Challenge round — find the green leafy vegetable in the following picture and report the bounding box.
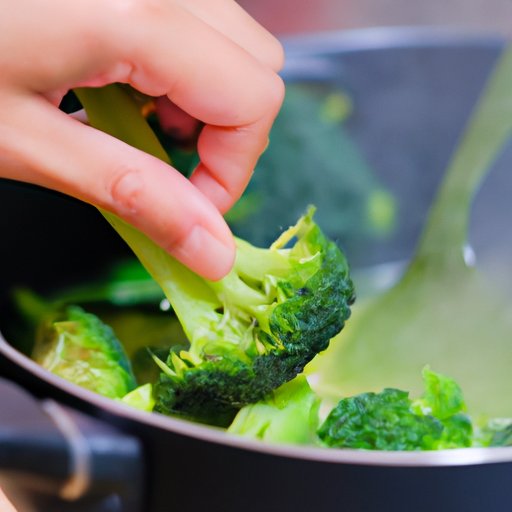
[318,388,443,451]
[32,305,136,399]
[486,423,512,447]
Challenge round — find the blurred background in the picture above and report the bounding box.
[238,0,512,37]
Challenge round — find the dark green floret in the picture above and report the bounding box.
[108,207,354,425]
[318,388,444,451]
[318,368,472,451]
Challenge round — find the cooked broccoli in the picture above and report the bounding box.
[317,368,472,451]
[105,206,354,426]
[120,383,155,412]
[74,85,354,424]
[480,421,512,447]
[228,375,321,445]
[32,305,137,399]
[318,388,443,451]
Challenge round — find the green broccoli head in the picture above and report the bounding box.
[105,207,354,425]
[317,388,444,451]
[32,305,137,399]
[318,367,472,451]
[73,85,355,425]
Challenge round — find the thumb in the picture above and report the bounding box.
[0,93,235,280]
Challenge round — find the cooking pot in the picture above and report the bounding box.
[1,28,511,512]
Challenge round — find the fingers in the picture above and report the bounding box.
[119,3,284,124]
[117,2,284,211]
[61,0,284,213]
[0,93,235,280]
[0,0,286,278]
[189,114,274,213]
[174,0,284,72]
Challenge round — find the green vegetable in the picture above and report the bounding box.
[75,85,355,426]
[226,85,396,250]
[32,305,136,399]
[52,259,164,308]
[318,368,471,451]
[411,368,472,449]
[484,421,512,447]
[310,47,512,417]
[228,375,321,445]
[107,206,354,426]
[318,388,443,451]
[120,383,155,412]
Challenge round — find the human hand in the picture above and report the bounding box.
[0,0,284,279]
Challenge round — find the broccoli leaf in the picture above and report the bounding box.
[412,367,472,449]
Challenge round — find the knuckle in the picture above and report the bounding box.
[263,71,285,117]
[107,165,144,217]
[260,72,285,118]
[236,70,285,125]
[266,37,286,72]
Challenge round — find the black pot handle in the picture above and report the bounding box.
[0,378,144,512]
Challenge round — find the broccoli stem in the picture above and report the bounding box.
[75,85,170,163]
[76,85,221,339]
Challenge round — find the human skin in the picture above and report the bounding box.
[0,488,17,512]
[0,0,284,280]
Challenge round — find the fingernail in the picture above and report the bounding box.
[172,225,235,280]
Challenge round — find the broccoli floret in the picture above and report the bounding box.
[318,368,472,451]
[32,305,137,399]
[73,84,354,425]
[227,375,321,445]
[105,206,354,425]
[318,388,443,451]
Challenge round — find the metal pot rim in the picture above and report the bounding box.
[2,332,511,468]
[282,25,505,57]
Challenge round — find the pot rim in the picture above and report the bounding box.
[282,25,506,57]
[2,333,512,468]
